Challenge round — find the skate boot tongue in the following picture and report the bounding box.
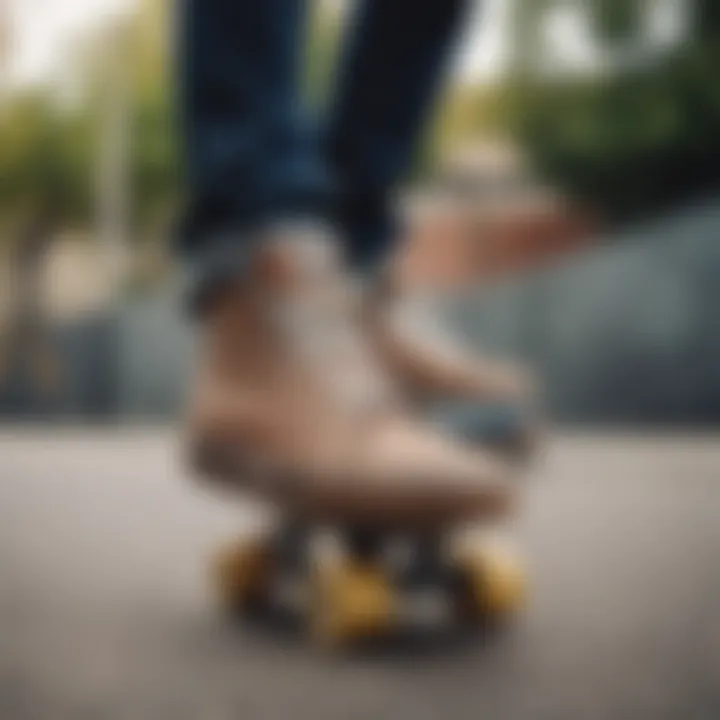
[254,232,399,415]
[256,226,342,289]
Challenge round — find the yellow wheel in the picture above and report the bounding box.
[453,542,526,625]
[212,536,276,616]
[310,559,396,648]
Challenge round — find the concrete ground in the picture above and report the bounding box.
[0,430,718,719]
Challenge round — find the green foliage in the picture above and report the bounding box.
[507,1,720,221]
[591,0,643,44]
[418,84,509,178]
[0,93,94,232]
[695,0,720,40]
[0,0,180,240]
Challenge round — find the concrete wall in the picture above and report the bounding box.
[117,289,195,418]
[438,199,720,423]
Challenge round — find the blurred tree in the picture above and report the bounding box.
[0,0,172,402]
[0,92,93,235]
[507,0,720,222]
[591,0,643,44]
[0,93,92,409]
[695,0,720,40]
[0,0,338,258]
[0,0,179,241]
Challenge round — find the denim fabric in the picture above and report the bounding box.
[177,0,470,306]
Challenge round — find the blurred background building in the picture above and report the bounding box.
[0,0,718,423]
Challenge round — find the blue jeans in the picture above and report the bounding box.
[177,0,470,307]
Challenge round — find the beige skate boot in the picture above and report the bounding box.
[187,228,522,644]
[186,228,515,526]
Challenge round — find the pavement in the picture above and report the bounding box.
[0,429,719,720]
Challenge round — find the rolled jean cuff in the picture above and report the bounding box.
[180,216,342,316]
[180,229,261,316]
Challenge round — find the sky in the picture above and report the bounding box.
[5,0,133,85]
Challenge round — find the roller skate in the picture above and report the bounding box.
[188,229,521,649]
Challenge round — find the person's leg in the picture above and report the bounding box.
[325,0,470,269]
[324,0,541,457]
[177,0,327,308]
[177,0,514,524]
